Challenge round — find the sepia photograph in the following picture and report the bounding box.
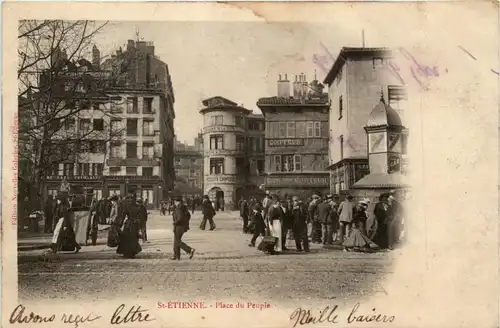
[16,18,409,303]
[3,2,498,328]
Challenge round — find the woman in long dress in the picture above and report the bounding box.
[343,199,378,252]
[267,195,284,254]
[50,195,81,254]
[372,193,390,249]
[114,194,142,258]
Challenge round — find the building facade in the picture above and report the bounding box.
[323,47,408,195]
[173,135,204,197]
[200,97,265,210]
[41,39,175,209]
[257,73,330,197]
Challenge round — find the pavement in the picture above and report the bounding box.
[18,210,397,302]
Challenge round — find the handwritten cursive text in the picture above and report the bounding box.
[110,304,155,325]
[347,303,395,324]
[289,306,339,327]
[9,304,56,324]
[61,312,101,328]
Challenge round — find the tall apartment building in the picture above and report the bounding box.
[323,47,409,195]
[199,97,265,210]
[173,135,204,196]
[40,40,175,209]
[257,73,330,197]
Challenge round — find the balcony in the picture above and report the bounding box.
[107,157,159,167]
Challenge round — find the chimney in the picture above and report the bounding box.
[92,45,100,70]
[293,74,302,98]
[301,73,308,99]
[277,73,290,98]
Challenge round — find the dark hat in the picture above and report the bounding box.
[271,194,280,201]
[253,203,263,211]
[109,195,119,201]
[173,196,183,202]
[203,195,210,200]
[333,194,340,199]
[325,194,333,201]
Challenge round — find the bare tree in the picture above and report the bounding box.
[17,20,120,209]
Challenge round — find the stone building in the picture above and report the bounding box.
[323,47,409,195]
[41,39,175,209]
[199,97,265,210]
[257,73,330,197]
[173,135,204,197]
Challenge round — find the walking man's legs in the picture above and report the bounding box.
[173,226,194,259]
[200,215,207,230]
[242,214,249,233]
[208,216,216,230]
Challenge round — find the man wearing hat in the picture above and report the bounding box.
[387,190,404,249]
[291,196,309,252]
[171,196,195,260]
[318,194,335,245]
[262,191,272,221]
[200,195,216,231]
[308,194,321,243]
[337,194,355,244]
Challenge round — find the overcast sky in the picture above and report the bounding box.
[92,21,370,144]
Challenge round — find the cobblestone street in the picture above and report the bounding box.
[18,211,395,302]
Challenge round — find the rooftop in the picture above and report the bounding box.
[323,47,392,85]
[366,95,403,128]
[257,94,329,106]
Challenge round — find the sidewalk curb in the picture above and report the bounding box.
[18,244,52,252]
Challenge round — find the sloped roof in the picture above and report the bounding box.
[351,172,408,189]
[366,96,403,127]
[202,96,237,107]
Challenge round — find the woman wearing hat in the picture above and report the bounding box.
[343,198,378,252]
[372,193,390,249]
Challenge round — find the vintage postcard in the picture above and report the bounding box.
[2,2,498,328]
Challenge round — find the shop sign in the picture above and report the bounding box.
[266,176,329,187]
[204,125,243,133]
[388,154,401,173]
[267,139,304,147]
[205,175,239,184]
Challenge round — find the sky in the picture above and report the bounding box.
[92,21,370,144]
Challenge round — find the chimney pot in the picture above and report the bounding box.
[285,73,288,80]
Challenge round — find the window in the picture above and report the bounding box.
[210,158,224,174]
[94,189,103,200]
[63,163,74,176]
[142,167,153,176]
[314,122,321,137]
[110,142,121,158]
[77,163,90,176]
[388,85,408,112]
[142,143,154,158]
[126,167,137,175]
[236,135,245,151]
[143,97,154,113]
[401,134,408,155]
[339,169,345,191]
[141,188,154,203]
[270,122,279,138]
[278,122,287,138]
[93,119,104,131]
[274,155,301,172]
[174,157,181,165]
[48,189,58,197]
[211,115,223,126]
[111,120,122,134]
[127,119,138,136]
[91,163,103,175]
[273,155,281,171]
[306,122,314,137]
[287,122,296,138]
[373,57,384,68]
[340,135,344,159]
[126,97,138,113]
[283,155,294,172]
[143,120,154,136]
[50,164,59,176]
[126,142,137,158]
[209,135,224,150]
[339,96,343,119]
[189,168,196,176]
[235,115,244,127]
[294,155,302,171]
[257,160,265,174]
[90,140,105,153]
[49,119,59,132]
[79,119,91,134]
[296,121,306,138]
[64,119,75,131]
[109,167,121,176]
[235,157,245,174]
